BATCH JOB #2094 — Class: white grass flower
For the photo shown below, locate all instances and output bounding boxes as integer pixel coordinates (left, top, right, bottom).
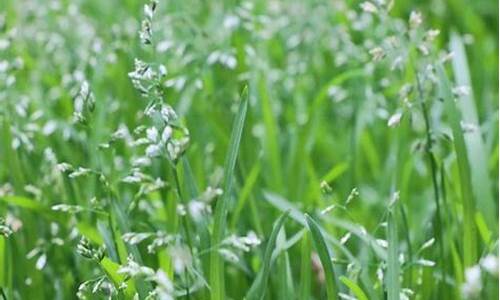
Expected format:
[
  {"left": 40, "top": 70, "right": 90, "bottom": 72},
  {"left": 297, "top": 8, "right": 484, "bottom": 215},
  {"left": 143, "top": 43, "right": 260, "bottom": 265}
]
[
  {"left": 156, "top": 40, "right": 173, "bottom": 53},
  {"left": 480, "top": 255, "right": 498, "bottom": 276},
  {"left": 346, "top": 187, "right": 359, "bottom": 205},
  {"left": 425, "top": 29, "right": 440, "bottom": 41},
  {"left": 52, "top": 204, "right": 84, "bottom": 213},
  {"left": 35, "top": 253, "right": 47, "bottom": 270},
  {"left": 340, "top": 232, "right": 351, "bottom": 245},
  {"left": 218, "top": 248, "right": 239, "bottom": 263},
  {"left": 161, "top": 126, "right": 172, "bottom": 143},
  {"left": 146, "top": 127, "right": 159, "bottom": 143},
  {"left": 238, "top": 231, "right": 261, "bottom": 249},
  {"left": 416, "top": 259, "right": 436, "bottom": 267},
  {"left": 369, "top": 47, "right": 385, "bottom": 61},
  {"left": 460, "top": 121, "right": 478, "bottom": 133},
  {"left": 122, "top": 232, "right": 153, "bottom": 245},
  {"left": 461, "top": 265, "right": 482, "bottom": 298},
  {"left": 389, "top": 191, "right": 400, "bottom": 206},
  {"left": 169, "top": 244, "right": 192, "bottom": 274},
  {"left": 387, "top": 112, "right": 403, "bottom": 128},
  {"left": 320, "top": 180, "right": 333, "bottom": 194},
  {"left": 146, "top": 144, "right": 161, "bottom": 158},
  {"left": 376, "top": 239, "right": 388, "bottom": 248},
  {"left": 418, "top": 44, "right": 430, "bottom": 56},
  {"left": 439, "top": 51, "right": 454, "bottom": 63},
  {"left": 68, "top": 167, "right": 91, "bottom": 178},
  {"left": 188, "top": 201, "right": 209, "bottom": 221},
  {"left": 223, "top": 15, "right": 240, "bottom": 30},
  {"left": 452, "top": 85, "right": 471, "bottom": 97},
  {"left": 419, "top": 238, "right": 435, "bottom": 251},
  {"left": 360, "top": 1, "right": 378, "bottom": 13},
  {"left": 409, "top": 11, "right": 422, "bottom": 28},
  {"left": 320, "top": 204, "right": 337, "bottom": 215}
]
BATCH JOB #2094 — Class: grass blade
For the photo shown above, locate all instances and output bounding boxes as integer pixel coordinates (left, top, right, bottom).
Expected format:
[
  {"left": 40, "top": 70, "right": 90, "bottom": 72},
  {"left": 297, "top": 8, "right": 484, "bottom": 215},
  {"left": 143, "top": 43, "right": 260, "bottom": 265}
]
[
  {"left": 437, "top": 64, "right": 477, "bottom": 266},
  {"left": 245, "top": 211, "right": 289, "bottom": 300},
  {"left": 339, "top": 276, "right": 368, "bottom": 300},
  {"left": 299, "top": 234, "right": 312, "bottom": 300},
  {"left": 210, "top": 86, "right": 249, "bottom": 300},
  {"left": 305, "top": 214, "right": 338, "bottom": 300},
  {"left": 386, "top": 208, "right": 400, "bottom": 300},
  {"left": 449, "top": 32, "right": 496, "bottom": 234}
]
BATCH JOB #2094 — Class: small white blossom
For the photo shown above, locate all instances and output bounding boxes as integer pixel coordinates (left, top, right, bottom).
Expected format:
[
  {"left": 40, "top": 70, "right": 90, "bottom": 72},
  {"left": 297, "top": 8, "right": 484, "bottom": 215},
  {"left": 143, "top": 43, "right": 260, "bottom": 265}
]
[
  {"left": 480, "top": 255, "right": 498, "bottom": 276},
  {"left": 452, "top": 85, "right": 471, "bottom": 97},
  {"left": 376, "top": 239, "right": 388, "bottom": 248},
  {"left": 388, "top": 112, "right": 402, "bottom": 127},
  {"left": 409, "top": 11, "right": 422, "bottom": 28},
  {"left": 161, "top": 126, "right": 172, "bottom": 143},
  {"left": 461, "top": 265, "right": 482, "bottom": 298},
  {"left": 369, "top": 47, "right": 385, "bottom": 61},
  {"left": 416, "top": 259, "right": 436, "bottom": 267},
  {"left": 146, "top": 144, "right": 161, "bottom": 158},
  {"left": 146, "top": 127, "right": 159, "bottom": 142},
  {"left": 360, "top": 1, "right": 378, "bottom": 13}
]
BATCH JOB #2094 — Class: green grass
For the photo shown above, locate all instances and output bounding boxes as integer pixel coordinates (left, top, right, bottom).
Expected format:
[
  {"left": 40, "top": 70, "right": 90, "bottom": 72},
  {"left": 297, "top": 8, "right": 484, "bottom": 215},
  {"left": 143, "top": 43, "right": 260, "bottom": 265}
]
[{"left": 0, "top": 0, "right": 498, "bottom": 299}]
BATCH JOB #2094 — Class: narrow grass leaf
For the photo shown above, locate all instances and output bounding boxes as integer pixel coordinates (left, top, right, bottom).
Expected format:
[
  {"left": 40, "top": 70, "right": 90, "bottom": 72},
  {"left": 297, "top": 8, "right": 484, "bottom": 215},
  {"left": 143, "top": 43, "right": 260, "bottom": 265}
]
[
  {"left": 339, "top": 276, "right": 369, "bottom": 300},
  {"left": 386, "top": 209, "right": 400, "bottom": 300},
  {"left": 305, "top": 214, "right": 338, "bottom": 300},
  {"left": 437, "top": 64, "right": 477, "bottom": 266},
  {"left": 210, "top": 86, "right": 249, "bottom": 300}
]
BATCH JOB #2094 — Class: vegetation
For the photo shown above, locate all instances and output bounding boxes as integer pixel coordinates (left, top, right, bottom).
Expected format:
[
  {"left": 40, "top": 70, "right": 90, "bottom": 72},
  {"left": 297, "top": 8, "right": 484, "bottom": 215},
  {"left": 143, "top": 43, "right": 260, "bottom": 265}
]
[{"left": 0, "top": 0, "right": 498, "bottom": 299}]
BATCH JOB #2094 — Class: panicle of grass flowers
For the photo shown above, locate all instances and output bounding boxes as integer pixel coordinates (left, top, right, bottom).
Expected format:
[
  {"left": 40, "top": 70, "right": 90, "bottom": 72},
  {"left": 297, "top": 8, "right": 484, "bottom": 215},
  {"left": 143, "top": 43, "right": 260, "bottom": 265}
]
[
  {"left": 51, "top": 203, "right": 84, "bottom": 214},
  {"left": 73, "top": 80, "right": 95, "bottom": 125},
  {"left": 345, "top": 187, "right": 359, "bottom": 205},
  {"left": 76, "top": 237, "right": 105, "bottom": 262},
  {"left": 218, "top": 231, "right": 261, "bottom": 264},
  {"left": 77, "top": 276, "right": 115, "bottom": 300},
  {"left": 0, "top": 217, "right": 13, "bottom": 237},
  {"left": 118, "top": 256, "right": 175, "bottom": 299}
]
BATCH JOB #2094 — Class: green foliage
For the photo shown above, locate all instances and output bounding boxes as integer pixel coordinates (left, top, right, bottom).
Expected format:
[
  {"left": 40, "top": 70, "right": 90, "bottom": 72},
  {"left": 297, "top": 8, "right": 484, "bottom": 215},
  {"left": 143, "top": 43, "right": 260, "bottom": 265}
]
[{"left": 0, "top": 0, "right": 497, "bottom": 299}]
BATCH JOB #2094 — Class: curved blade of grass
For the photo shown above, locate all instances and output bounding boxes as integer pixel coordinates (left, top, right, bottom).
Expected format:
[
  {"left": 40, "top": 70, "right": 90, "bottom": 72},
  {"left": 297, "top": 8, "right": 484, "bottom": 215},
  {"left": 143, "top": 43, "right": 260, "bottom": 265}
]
[
  {"left": 245, "top": 210, "right": 289, "bottom": 300},
  {"left": 305, "top": 214, "right": 338, "bottom": 300},
  {"left": 210, "top": 86, "right": 249, "bottom": 300},
  {"left": 437, "top": 64, "right": 477, "bottom": 266},
  {"left": 339, "top": 276, "right": 368, "bottom": 300},
  {"left": 386, "top": 209, "right": 400, "bottom": 300}
]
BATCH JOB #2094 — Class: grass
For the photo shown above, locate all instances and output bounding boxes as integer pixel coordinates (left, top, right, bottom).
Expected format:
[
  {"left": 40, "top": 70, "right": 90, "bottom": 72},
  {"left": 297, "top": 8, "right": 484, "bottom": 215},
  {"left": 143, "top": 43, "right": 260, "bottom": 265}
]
[{"left": 0, "top": 0, "right": 498, "bottom": 299}]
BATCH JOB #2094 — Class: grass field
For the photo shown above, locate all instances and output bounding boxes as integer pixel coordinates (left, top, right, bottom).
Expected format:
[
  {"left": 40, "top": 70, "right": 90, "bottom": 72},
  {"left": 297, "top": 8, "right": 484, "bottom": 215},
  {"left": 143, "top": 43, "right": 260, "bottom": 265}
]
[{"left": 0, "top": 0, "right": 498, "bottom": 299}]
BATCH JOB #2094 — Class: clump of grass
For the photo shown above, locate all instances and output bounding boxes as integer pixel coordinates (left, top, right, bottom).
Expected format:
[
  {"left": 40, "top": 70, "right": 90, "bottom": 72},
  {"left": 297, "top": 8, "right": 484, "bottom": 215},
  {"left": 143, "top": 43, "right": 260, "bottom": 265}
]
[{"left": 0, "top": 0, "right": 498, "bottom": 299}]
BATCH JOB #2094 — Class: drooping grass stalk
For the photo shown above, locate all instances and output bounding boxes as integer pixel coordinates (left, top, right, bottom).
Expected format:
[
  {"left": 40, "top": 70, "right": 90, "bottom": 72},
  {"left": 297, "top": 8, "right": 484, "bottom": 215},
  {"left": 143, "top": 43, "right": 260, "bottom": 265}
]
[
  {"left": 210, "top": 87, "right": 248, "bottom": 300},
  {"left": 412, "top": 62, "right": 446, "bottom": 292}
]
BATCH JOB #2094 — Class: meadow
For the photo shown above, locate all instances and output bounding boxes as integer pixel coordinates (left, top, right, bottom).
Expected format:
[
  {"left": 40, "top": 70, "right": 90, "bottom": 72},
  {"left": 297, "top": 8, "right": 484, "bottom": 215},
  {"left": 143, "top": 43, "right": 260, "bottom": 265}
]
[{"left": 0, "top": 0, "right": 498, "bottom": 299}]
